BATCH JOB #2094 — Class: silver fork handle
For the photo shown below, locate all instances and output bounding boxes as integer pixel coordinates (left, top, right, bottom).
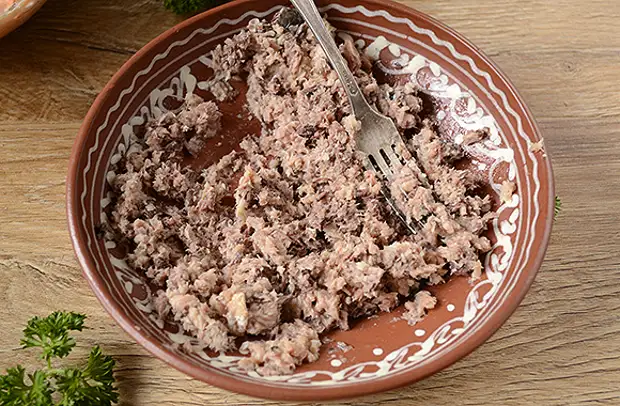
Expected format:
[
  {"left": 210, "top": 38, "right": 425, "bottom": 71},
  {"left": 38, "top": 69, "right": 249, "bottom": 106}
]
[{"left": 290, "top": 0, "right": 372, "bottom": 116}]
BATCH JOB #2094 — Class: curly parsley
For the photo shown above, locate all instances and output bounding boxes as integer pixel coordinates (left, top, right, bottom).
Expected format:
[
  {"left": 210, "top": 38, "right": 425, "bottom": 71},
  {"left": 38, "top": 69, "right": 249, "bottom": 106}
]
[{"left": 0, "top": 312, "right": 118, "bottom": 406}]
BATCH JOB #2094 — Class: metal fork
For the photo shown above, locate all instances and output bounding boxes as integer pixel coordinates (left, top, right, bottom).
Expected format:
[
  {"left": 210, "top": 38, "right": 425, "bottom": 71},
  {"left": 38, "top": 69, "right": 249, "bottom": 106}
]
[{"left": 290, "top": 0, "right": 417, "bottom": 233}]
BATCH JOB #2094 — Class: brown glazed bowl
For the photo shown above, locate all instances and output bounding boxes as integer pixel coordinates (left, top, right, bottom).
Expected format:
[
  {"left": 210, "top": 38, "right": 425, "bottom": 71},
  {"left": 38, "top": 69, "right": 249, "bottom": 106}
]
[
  {"left": 67, "top": 0, "right": 554, "bottom": 401},
  {"left": 0, "top": 0, "right": 46, "bottom": 39}
]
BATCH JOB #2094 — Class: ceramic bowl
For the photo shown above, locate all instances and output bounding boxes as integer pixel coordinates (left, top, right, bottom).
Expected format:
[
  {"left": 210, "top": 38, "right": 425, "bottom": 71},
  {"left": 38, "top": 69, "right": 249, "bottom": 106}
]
[
  {"left": 67, "top": 0, "right": 554, "bottom": 400},
  {"left": 0, "top": 0, "right": 46, "bottom": 39}
]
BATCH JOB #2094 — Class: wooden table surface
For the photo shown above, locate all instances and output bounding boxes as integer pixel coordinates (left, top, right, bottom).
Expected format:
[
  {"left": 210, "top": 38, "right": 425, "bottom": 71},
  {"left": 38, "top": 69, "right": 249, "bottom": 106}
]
[{"left": 1, "top": 0, "right": 619, "bottom": 405}]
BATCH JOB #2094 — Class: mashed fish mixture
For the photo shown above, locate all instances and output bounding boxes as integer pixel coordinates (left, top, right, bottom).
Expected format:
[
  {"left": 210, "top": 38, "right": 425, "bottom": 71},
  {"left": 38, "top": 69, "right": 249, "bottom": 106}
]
[{"left": 107, "top": 10, "right": 495, "bottom": 376}]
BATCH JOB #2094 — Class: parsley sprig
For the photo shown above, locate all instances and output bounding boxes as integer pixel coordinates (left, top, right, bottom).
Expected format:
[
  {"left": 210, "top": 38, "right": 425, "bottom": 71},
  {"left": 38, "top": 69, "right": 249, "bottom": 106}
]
[
  {"left": 20, "top": 312, "right": 86, "bottom": 367},
  {"left": 0, "top": 312, "right": 118, "bottom": 406}
]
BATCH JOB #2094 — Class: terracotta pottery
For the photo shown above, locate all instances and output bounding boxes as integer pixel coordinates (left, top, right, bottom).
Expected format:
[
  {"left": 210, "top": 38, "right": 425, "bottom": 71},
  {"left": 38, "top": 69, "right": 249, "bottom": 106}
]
[
  {"left": 0, "top": 0, "right": 46, "bottom": 39},
  {"left": 67, "top": 0, "right": 554, "bottom": 400}
]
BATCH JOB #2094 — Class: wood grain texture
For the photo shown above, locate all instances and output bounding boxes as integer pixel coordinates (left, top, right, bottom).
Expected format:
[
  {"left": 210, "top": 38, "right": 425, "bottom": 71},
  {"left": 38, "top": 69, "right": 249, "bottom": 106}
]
[{"left": 1, "top": 0, "right": 619, "bottom": 405}]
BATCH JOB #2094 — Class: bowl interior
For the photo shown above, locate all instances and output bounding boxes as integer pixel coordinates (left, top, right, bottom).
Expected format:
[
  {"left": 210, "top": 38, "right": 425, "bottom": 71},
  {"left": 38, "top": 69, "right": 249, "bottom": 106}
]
[{"left": 69, "top": 0, "right": 553, "bottom": 400}]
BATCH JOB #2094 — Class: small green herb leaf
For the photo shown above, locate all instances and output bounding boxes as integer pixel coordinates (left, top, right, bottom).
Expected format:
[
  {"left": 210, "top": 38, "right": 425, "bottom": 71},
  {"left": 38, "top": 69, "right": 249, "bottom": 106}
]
[
  {"left": 27, "top": 371, "right": 54, "bottom": 406},
  {"left": 54, "top": 346, "right": 118, "bottom": 406},
  {"left": 2, "top": 312, "right": 117, "bottom": 405},
  {"left": 554, "top": 195, "right": 562, "bottom": 219},
  {"left": 0, "top": 366, "right": 54, "bottom": 406},
  {"left": 20, "top": 312, "right": 86, "bottom": 362}
]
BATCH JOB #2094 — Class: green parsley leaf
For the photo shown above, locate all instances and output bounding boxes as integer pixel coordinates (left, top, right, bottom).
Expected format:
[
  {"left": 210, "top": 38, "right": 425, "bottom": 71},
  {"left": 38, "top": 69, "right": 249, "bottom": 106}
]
[
  {"left": 2, "top": 312, "right": 117, "bottom": 405},
  {"left": 0, "top": 366, "right": 53, "bottom": 406},
  {"left": 20, "top": 312, "right": 86, "bottom": 363},
  {"left": 27, "top": 371, "right": 54, "bottom": 406},
  {"left": 55, "top": 347, "right": 118, "bottom": 406},
  {"left": 554, "top": 195, "right": 562, "bottom": 219}
]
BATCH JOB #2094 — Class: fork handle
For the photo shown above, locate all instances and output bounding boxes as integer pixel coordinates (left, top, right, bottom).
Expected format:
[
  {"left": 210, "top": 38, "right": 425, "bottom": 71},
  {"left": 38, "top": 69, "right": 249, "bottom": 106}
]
[{"left": 290, "top": 0, "right": 372, "bottom": 116}]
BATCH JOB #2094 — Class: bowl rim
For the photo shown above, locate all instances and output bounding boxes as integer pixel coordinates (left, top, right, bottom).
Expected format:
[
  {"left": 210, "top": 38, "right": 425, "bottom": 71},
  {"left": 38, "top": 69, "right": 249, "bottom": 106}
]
[
  {"left": 66, "top": 0, "right": 555, "bottom": 400},
  {"left": 0, "top": 0, "right": 47, "bottom": 39}
]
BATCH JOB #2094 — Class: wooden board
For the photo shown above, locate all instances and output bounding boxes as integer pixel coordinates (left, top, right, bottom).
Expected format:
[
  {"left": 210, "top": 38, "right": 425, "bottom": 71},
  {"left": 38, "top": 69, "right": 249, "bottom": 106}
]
[{"left": 1, "top": 0, "right": 619, "bottom": 404}]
